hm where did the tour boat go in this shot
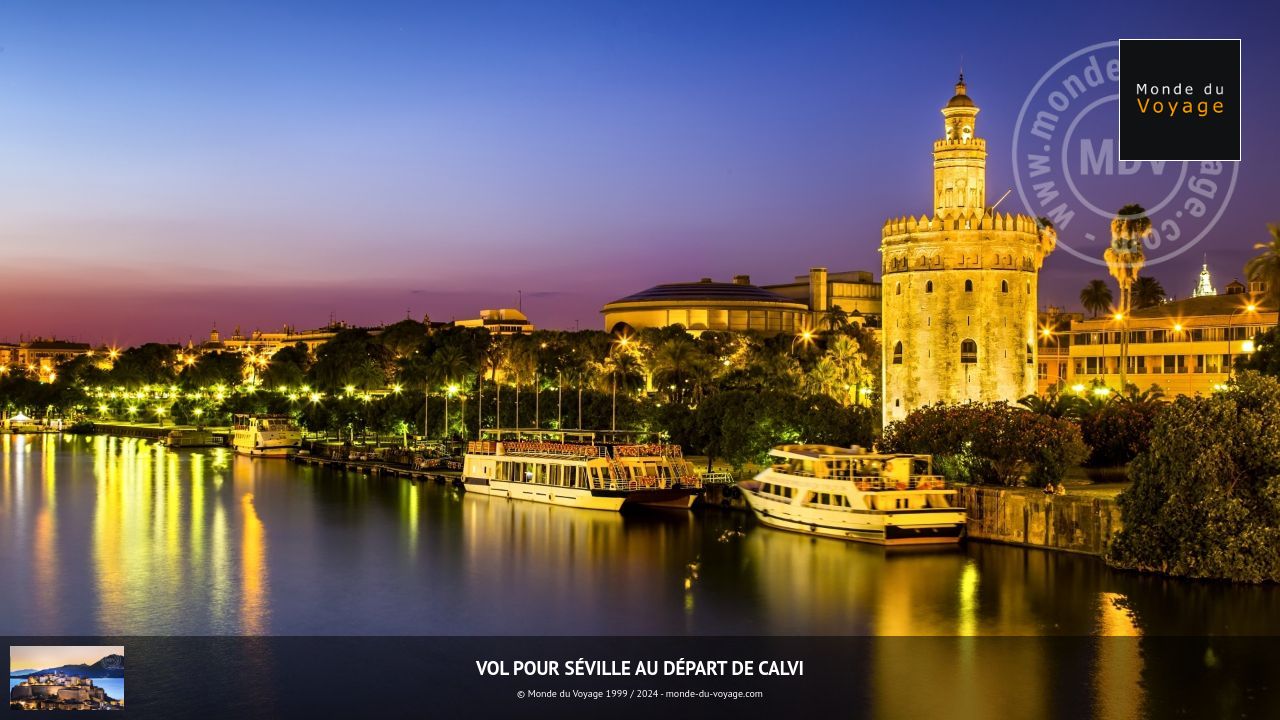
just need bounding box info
[230,414,302,457]
[462,429,702,511]
[740,445,965,545]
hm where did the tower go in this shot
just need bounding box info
[1192,258,1216,297]
[880,76,1057,425]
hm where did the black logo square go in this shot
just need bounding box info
[1119,39,1240,161]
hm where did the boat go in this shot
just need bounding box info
[740,445,965,545]
[462,429,702,511]
[165,427,220,448]
[229,414,301,457]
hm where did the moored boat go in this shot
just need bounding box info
[230,414,301,457]
[741,444,965,545]
[166,427,219,448]
[462,429,702,511]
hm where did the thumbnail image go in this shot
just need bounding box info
[9,646,124,711]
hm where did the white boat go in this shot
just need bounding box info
[462,429,702,511]
[230,414,301,457]
[741,445,965,546]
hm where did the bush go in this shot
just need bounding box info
[1107,372,1280,583]
[1079,399,1165,467]
[880,401,1087,486]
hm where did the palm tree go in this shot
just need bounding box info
[1018,389,1085,421]
[1080,280,1113,319]
[1131,276,1166,310]
[433,346,470,438]
[1106,203,1151,387]
[1246,223,1280,329]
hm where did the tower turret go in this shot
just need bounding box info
[933,74,986,215]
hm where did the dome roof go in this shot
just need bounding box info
[607,279,803,305]
[946,74,974,108]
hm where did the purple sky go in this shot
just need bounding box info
[0,1,1276,346]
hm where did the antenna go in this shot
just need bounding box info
[518,290,523,312]
[990,189,1012,211]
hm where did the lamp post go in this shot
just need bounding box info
[611,336,631,432]
[1226,303,1259,377]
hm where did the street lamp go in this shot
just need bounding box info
[1226,302,1259,377]
[444,384,459,441]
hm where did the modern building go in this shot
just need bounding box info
[1057,283,1275,397]
[601,277,812,336]
[880,75,1057,424]
[454,308,534,335]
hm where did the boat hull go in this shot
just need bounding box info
[742,486,964,546]
[467,477,698,512]
[232,445,299,458]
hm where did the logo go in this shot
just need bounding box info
[1011,41,1238,268]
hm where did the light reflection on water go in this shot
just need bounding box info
[0,434,1277,640]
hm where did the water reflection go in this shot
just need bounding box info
[0,435,1277,640]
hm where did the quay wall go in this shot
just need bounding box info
[955,486,1123,556]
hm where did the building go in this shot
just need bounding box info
[202,322,358,356]
[1035,308,1081,395]
[601,277,812,336]
[1192,260,1217,297]
[0,338,93,378]
[454,308,534,335]
[761,268,882,326]
[1058,284,1275,397]
[880,75,1057,424]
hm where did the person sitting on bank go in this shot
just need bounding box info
[1043,482,1055,496]
[1055,482,1068,496]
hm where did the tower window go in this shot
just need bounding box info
[892,341,903,364]
[1026,343,1034,364]
[925,280,934,293]
[960,339,978,364]
[964,279,974,292]
[1001,280,1009,293]
[896,283,902,295]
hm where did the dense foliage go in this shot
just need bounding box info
[879,401,1087,486]
[1108,373,1280,583]
[1076,391,1166,467]
[0,322,880,456]
[1236,328,1280,377]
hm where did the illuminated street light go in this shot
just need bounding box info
[1070,384,1086,394]
[1093,387,1111,397]
[1242,339,1256,354]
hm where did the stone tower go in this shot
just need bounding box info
[880,75,1056,425]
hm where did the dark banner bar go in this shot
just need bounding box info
[7,636,1280,719]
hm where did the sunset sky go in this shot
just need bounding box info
[1,1,1277,345]
[10,645,123,673]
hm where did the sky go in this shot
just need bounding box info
[10,645,123,672]
[1,0,1278,345]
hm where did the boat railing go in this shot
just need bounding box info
[466,440,607,458]
[589,474,702,492]
[769,466,950,490]
[699,471,736,485]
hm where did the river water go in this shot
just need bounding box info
[1,433,1276,637]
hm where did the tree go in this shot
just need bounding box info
[1106,203,1151,387]
[1080,280,1113,319]
[260,343,311,390]
[182,351,245,389]
[307,329,393,391]
[1107,372,1280,582]
[1236,328,1280,376]
[1131,275,1166,310]
[1245,223,1280,328]
[108,344,177,388]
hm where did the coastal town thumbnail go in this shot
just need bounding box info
[9,646,124,711]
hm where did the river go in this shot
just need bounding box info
[1,433,1276,637]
